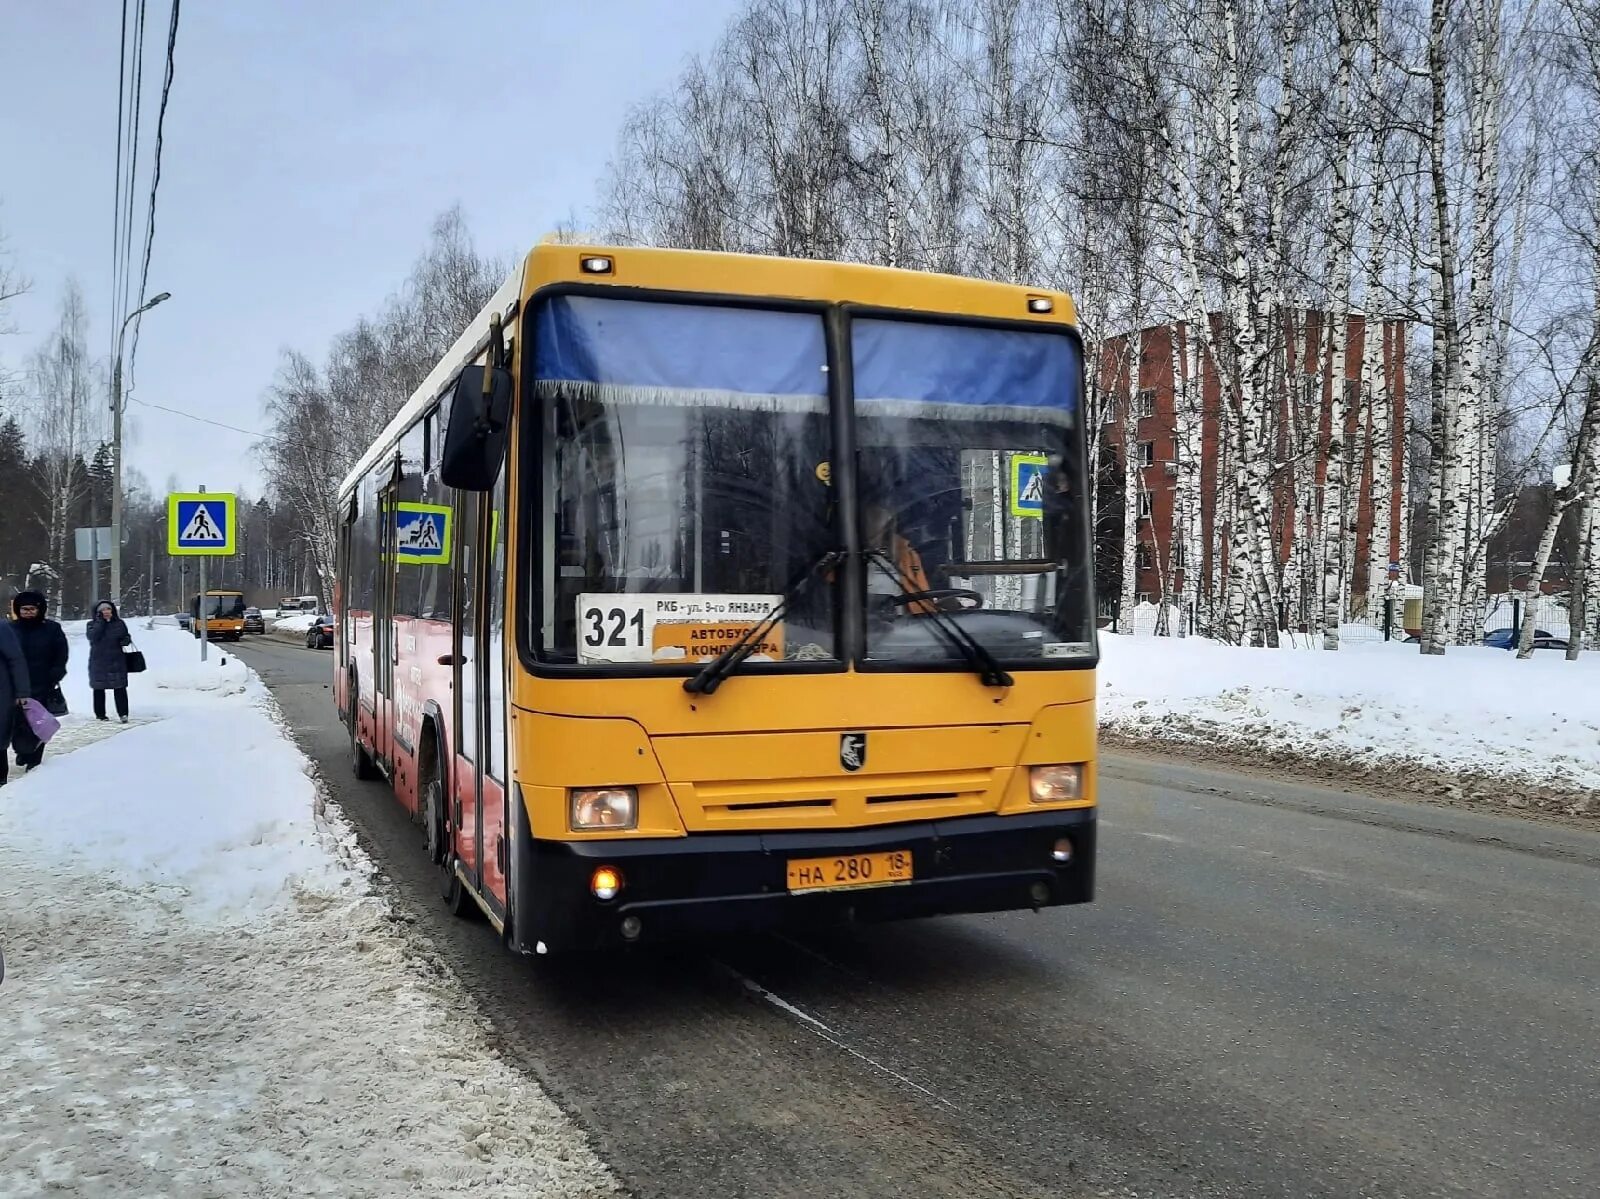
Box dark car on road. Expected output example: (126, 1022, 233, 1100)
(306, 613, 335, 650)
(242, 607, 265, 635)
(1482, 626, 1568, 652)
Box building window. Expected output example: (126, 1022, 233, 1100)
(1138, 441, 1155, 467)
(1172, 541, 1186, 569)
(1136, 543, 1153, 571)
(1302, 374, 1320, 409)
(1138, 388, 1156, 418)
(1344, 378, 1363, 407)
(1138, 492, 1152, 520)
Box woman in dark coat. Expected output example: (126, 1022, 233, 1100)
(10, 589, 69, 771)
(0, 618, 30, 787)
(86, 599, 133, 722)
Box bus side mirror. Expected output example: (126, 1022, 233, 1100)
(440, 365, 513, 491)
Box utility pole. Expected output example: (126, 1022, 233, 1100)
(198, 484, 209, 663)
(110, 291, 171, 610)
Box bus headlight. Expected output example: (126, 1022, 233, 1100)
(569, 787, 638, 830)
(1028, 764, 1085, 803)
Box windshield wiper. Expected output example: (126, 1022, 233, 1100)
(684, 550, 843, 695)
(865, 550, 1014, 689)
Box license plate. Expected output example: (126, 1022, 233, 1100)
(787, 850, 913, 893)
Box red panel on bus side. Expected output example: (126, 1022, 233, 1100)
(481, 776, 507, 905)
(452, 754, 479, 875)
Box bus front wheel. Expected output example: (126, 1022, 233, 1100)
(349, 685, 379, 781)
(421, 739, 473, 920)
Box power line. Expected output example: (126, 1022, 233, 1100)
(121, 0, 148, 344)
(127, 0, 179, 392)
(109, 0, 147, 382)
(110, 0, 130, 368)
(128, 395, 347, 458)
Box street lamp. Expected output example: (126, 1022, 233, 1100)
(110, 290, 170, 608)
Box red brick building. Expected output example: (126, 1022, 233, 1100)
(1100, 312, 1408, 610)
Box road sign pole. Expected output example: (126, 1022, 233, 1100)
(198, 486, 209, 663)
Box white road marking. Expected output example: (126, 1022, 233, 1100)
(713, 961, 955, 1110)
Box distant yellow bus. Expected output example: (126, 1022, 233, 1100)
(192, 589, 246, 641)
(336, 242, 1098, 953)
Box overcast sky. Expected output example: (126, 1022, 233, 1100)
(0, 1, 742, 498)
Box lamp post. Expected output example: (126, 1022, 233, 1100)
(110, 291, 171, 608)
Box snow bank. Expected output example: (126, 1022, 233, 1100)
(270, 612, 317, 633)
(0, 624, 615, 1197)
(1099, 633, 1600, 799)
(1, 625, 343, 922)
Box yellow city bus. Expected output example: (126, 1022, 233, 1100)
(192, 589, 247, 641)
(335, 242, 1098, 954)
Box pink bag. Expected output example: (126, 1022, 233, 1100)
(21, 698, 60, 744)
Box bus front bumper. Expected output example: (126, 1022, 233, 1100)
(522, 808, 1095, 952)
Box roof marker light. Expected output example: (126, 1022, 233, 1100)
(581, 255, 615, 275)
(1026, 296, 1054, 314)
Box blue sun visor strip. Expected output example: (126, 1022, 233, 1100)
(533, 296, 828, 412)
(851, 318, 1079, 423)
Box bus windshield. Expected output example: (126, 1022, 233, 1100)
(852, 317, 1094, 664)
(200, 593, 246, 619)
(533, 297, 837, 667)
(528, 295, 1091, 670)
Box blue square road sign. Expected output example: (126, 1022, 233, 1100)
(168, 493, 237, 556)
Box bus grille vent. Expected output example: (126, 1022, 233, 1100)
(723, 798, 834, 813)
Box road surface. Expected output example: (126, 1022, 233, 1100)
(239, 635, 1600, 1199)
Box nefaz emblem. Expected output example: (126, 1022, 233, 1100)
(840, 732, 867, 772)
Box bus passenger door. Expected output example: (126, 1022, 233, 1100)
(478, 472, 509, 911)
(452, 490, 482, 887)
(375, 484, 397, 769)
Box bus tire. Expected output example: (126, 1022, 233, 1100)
(349, 680, 379, 781)
(421, 736, 473, 919)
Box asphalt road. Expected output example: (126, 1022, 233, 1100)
(239, 635, 1600, 1199)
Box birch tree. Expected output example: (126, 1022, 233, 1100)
(1516, 373, 1597, 657)
(1320, 1, 1362, 648)
(27, 281, 98, 613)
(257, 214, 504, 596)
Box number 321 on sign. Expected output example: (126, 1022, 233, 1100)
(575, 593, 782, 665)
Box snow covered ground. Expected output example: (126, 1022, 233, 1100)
(1099, 633, 1600, 809)
(0, 623, 614, 1198)
(269, 611, 318, 634)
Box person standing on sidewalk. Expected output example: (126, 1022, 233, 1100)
(86, 600, 133, 723)
(0, 617, 32, 787)
(10, 590, 69, 772)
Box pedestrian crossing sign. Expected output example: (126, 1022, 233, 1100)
(168, 492, 237, 556)
(394, 502, 452, 565)
(1009, 454, 1048, 518)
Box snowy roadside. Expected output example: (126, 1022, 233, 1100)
(1099, 633, 1600, 818)
(0, 623, 615, 1198)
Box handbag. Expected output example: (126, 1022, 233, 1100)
(21, 698, 61, 744)
(123, 645, 147, 674)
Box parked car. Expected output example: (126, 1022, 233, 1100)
(306, 613, 335, 650)
(242, 607, 265, 635)
(175, 610, 193, 630)
(1482, 626, 1568, 651)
